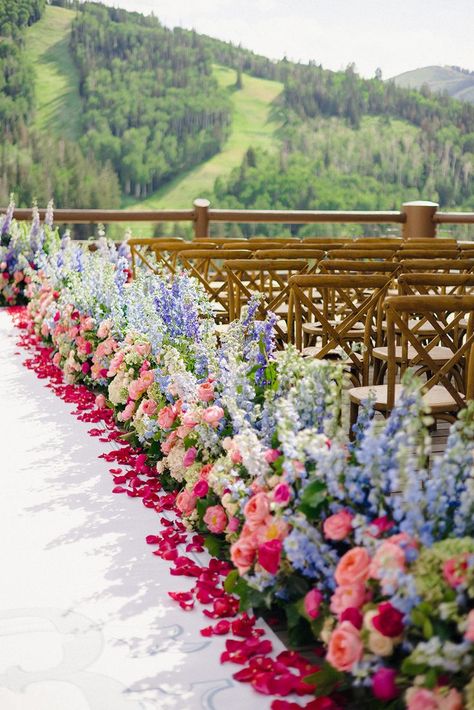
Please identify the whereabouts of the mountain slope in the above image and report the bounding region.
[390,65,474,104]
[24,5,81,140]
[124,65,282,215]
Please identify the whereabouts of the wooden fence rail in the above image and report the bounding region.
[2,199,473,240]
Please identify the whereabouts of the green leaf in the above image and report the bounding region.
[422,617,434,639]
[304,662,345,696]
[401,658,427,676]
[204,534,223,558]
[297,479,327,519]
[224,569,239,594]
[424,668,438,689]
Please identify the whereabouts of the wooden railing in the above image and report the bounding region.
[2,199,474,240]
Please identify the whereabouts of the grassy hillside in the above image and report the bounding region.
[391,65,474,104]
[24,5,81,140]
[123,65,283,221]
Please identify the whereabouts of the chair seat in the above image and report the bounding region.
[303,321,365,338]
[372,345,454,363]
[349,384,462,412]
[302,346,354,363]
[381,318,438,335]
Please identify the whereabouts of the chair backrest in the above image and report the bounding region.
[396,248,459,260]
[400,259,474,274]
[320,259,400,275]
[327,249,395,260]
[346,242,399,251]
[288,273,392,381]
[385,295,474,408]
[398,273,474,297]
[177,249,252,315]
[254,249,325,268]
[225,258,308,339]
[128,238,196,276]
[293,240,347,250]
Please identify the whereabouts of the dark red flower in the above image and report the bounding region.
[372,602,404,637]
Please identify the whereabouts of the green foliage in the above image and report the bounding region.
[70,3,232,198]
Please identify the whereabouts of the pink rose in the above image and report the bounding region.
[326,621,363,672]
[230,538,256,575]
[142,399,157,416]
[128,380,144,401]
[182,411,199,427]
[176,490,197,516]
[372,668,399,702]
[369,515,395,537]
[243,492,270,528]
[202,405,225,428]
[257,539,282,575]
[193,480,209,498]
[369,541,406,586]
[53,352,61,366]
[443,554,469,588]
[406,688,439,710]
[323,510,354,541]
[183,446,197,468]
[273,482,291,504]
[120,400,135,422]
[438,689,463,710]
[134,342,150,357]
[197,381,215,402]
[330,583,366,615]
[140,370,154,388]
[264,448,281,464]
[158,406,176,429]
[95,394,106,409]
[97,320,111,339]
[227,516,240,533]
[335,547,371,587]
[304,588,323,620]
[255,515,289,544]
[199,463,213,480]
[161,430,177,454]
[465,609,474,642]
[203,505,228,534]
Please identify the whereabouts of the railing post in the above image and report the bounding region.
[401,200,438,239]
[193,198,210,238]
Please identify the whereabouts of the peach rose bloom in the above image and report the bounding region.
[244,493,270,528]
[256,515,289,544]
[142,399,157,416]
[323,510,354,541]
[330,583,366,615]
[335,547,371,586]
[465,609,474,642]
[140,370,154,388]
[158,406,176,429]
[326,621,363,672]
[197,381,215,402]
[182,411,199,427]
[230,537,256,575]
[369,541,406,583]
[176,490,197,516]
[438,689,463,710]
[202,405,225,427]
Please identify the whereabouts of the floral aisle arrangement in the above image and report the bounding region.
[5,214,474,709]
[0,199,59,306]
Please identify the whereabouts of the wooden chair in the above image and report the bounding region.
[129,238,197,277]
[349,295,474,429]
[254,249,324,271]
[320,260,400,276]
[400,258,474,274]
[225,258,308,340]
[177,249,252,321]
[288,273,392,384]
[396,248,459,260]
[327,249,396,260]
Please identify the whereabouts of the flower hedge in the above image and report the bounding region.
[5,209,474,709]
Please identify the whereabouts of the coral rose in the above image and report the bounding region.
[142,399,157,416]
[243,492,270,528]
[202,405,225,427]
[203,505,228,534]
[230,538,256,575]
[158,406,176,429]
[197,381,215,402]
[334,547,371,586]
[323,510,354,541]
[326,621,363,672]
[330,583,366,616]
[176,490,197,516]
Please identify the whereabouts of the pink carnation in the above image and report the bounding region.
[183,446,197,468]
[372,668,399,702]
[264,448,281,464]
[273,482,291,504]
[193,480,209,498]
[203,505,228,534]
[304,588,323,620]
[257,539,282,575]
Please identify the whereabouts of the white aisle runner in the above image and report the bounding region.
[0,310,282,710]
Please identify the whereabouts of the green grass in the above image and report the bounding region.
[24,5,81,141]
[121,65,283,234]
